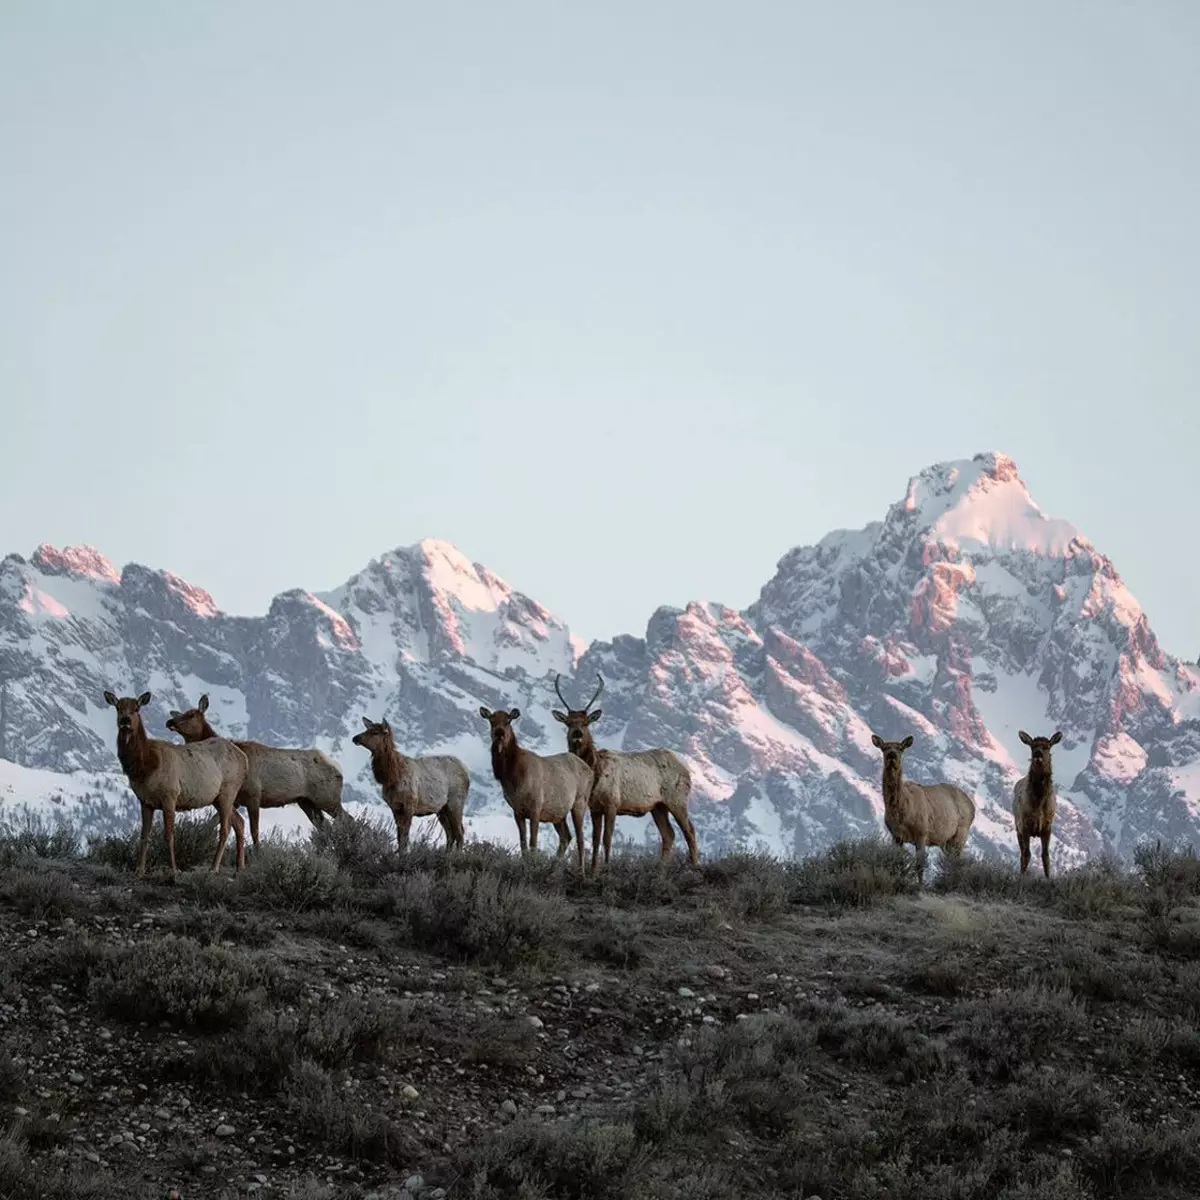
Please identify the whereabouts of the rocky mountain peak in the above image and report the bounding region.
[3,452,1199,865]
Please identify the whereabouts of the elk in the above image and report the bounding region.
[165,693,345,849]
[1013,729,1062,878]
[870,733,975,885]
[478,705,590,873]
[104,690,248,878]
[351,716,468,853]
[553,673,698,873]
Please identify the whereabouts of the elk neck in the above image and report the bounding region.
[490,734,524,785]
[880,758,905,808]
[117,718,160,782]
[370,738,406,788]
[1027,759,1054,805]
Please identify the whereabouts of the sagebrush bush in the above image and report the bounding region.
[459,1116,642,1199]
[789,837,918,908]
[237,843,344,911]
[87,935,275,1029]
[932,851,1030,900]
[310,813,398,882]
[0,868,83,919]
[283,1059,418,1166]
[0,813,81,867]
[574,909,647,969]
[396,868,563,966]
[953,986,1090,1081]
[86,812,226,874]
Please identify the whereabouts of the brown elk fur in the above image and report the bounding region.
[553,673,698,873]
[1013,729,1062,878]
[479,706,590,873]
[166,693,345,848]
[871,733,975,885]
[352,716,468,853]
[104,690,247,878]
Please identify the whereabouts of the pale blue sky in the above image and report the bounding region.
[1,2,1197,653]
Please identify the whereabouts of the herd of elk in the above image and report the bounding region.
[102,681,1061,882]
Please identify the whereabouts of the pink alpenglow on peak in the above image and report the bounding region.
[30,544,120,585]
[902,452,1084,558]
[162,572,219,619]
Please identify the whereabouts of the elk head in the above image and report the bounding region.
[478,706,521,753]
[352,715,394,754]
[551,673,604,758]
[1019,729,1062,775]
[165,693,211,739]
[871,733,913,773]
[104,690,152,736]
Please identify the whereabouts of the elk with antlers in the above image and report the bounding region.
[870,733,975,885]
[104,690,248,878]
[1013,729,1062,878]
[478,704,590,873]
[165,693,345,849]
[553,673,698,872]
[352,716,468,853]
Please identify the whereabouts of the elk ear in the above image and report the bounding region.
[362,716,374,730]
[551,711,568,724]
[1018,730,1032,746]
[104,691,118,707]
[900,735,914,750]
[509,708,521,721]
[137,692,152,708]
[1049,730,1063,746]
[479,707,492,720]
[587,709,602,725]
[870,734,883,749]
[198,694,209,712]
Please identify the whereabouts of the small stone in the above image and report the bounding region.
[215,1123,236,1138]
[402,1084,420,1101]
[68,1072,85,1085]
[500,1099,518,1118]
[527,1016,544,1030]
[535,1103,556,1116]
[404,1175,425,1192]
[678,987,696,999]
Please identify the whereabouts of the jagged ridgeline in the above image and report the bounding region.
[2,452,1199,860]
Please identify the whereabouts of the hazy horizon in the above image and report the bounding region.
[2,3,1197,653]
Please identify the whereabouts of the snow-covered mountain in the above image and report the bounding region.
[3,451,1198,862]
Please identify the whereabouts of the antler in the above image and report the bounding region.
[554,674,572,710]
[584,673,605,712]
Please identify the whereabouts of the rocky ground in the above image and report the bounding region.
[2,815,1200,1200]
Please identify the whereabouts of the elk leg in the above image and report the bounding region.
[1017,832,1031,875]
[163,804,178,878]
[677,811,700,866]
[230,808,246,872]
[571,806,585,876]
[913,836,928,887]
[435,809,454,849]
[602,807,615,866]
[515,814,528,854]
[529,814,541,852]
[393,808,413,854]
[135,802,155,877]
[449,804,465,850]
[590,811,603,874]
[297,799,322,828]
[1040,831,1052,879]
[212,795,234,873]
[554,820,571,858]
[248,802,261,852]
[650,806,675,858]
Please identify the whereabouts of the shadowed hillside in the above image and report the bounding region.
[2,817,1200,1199]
